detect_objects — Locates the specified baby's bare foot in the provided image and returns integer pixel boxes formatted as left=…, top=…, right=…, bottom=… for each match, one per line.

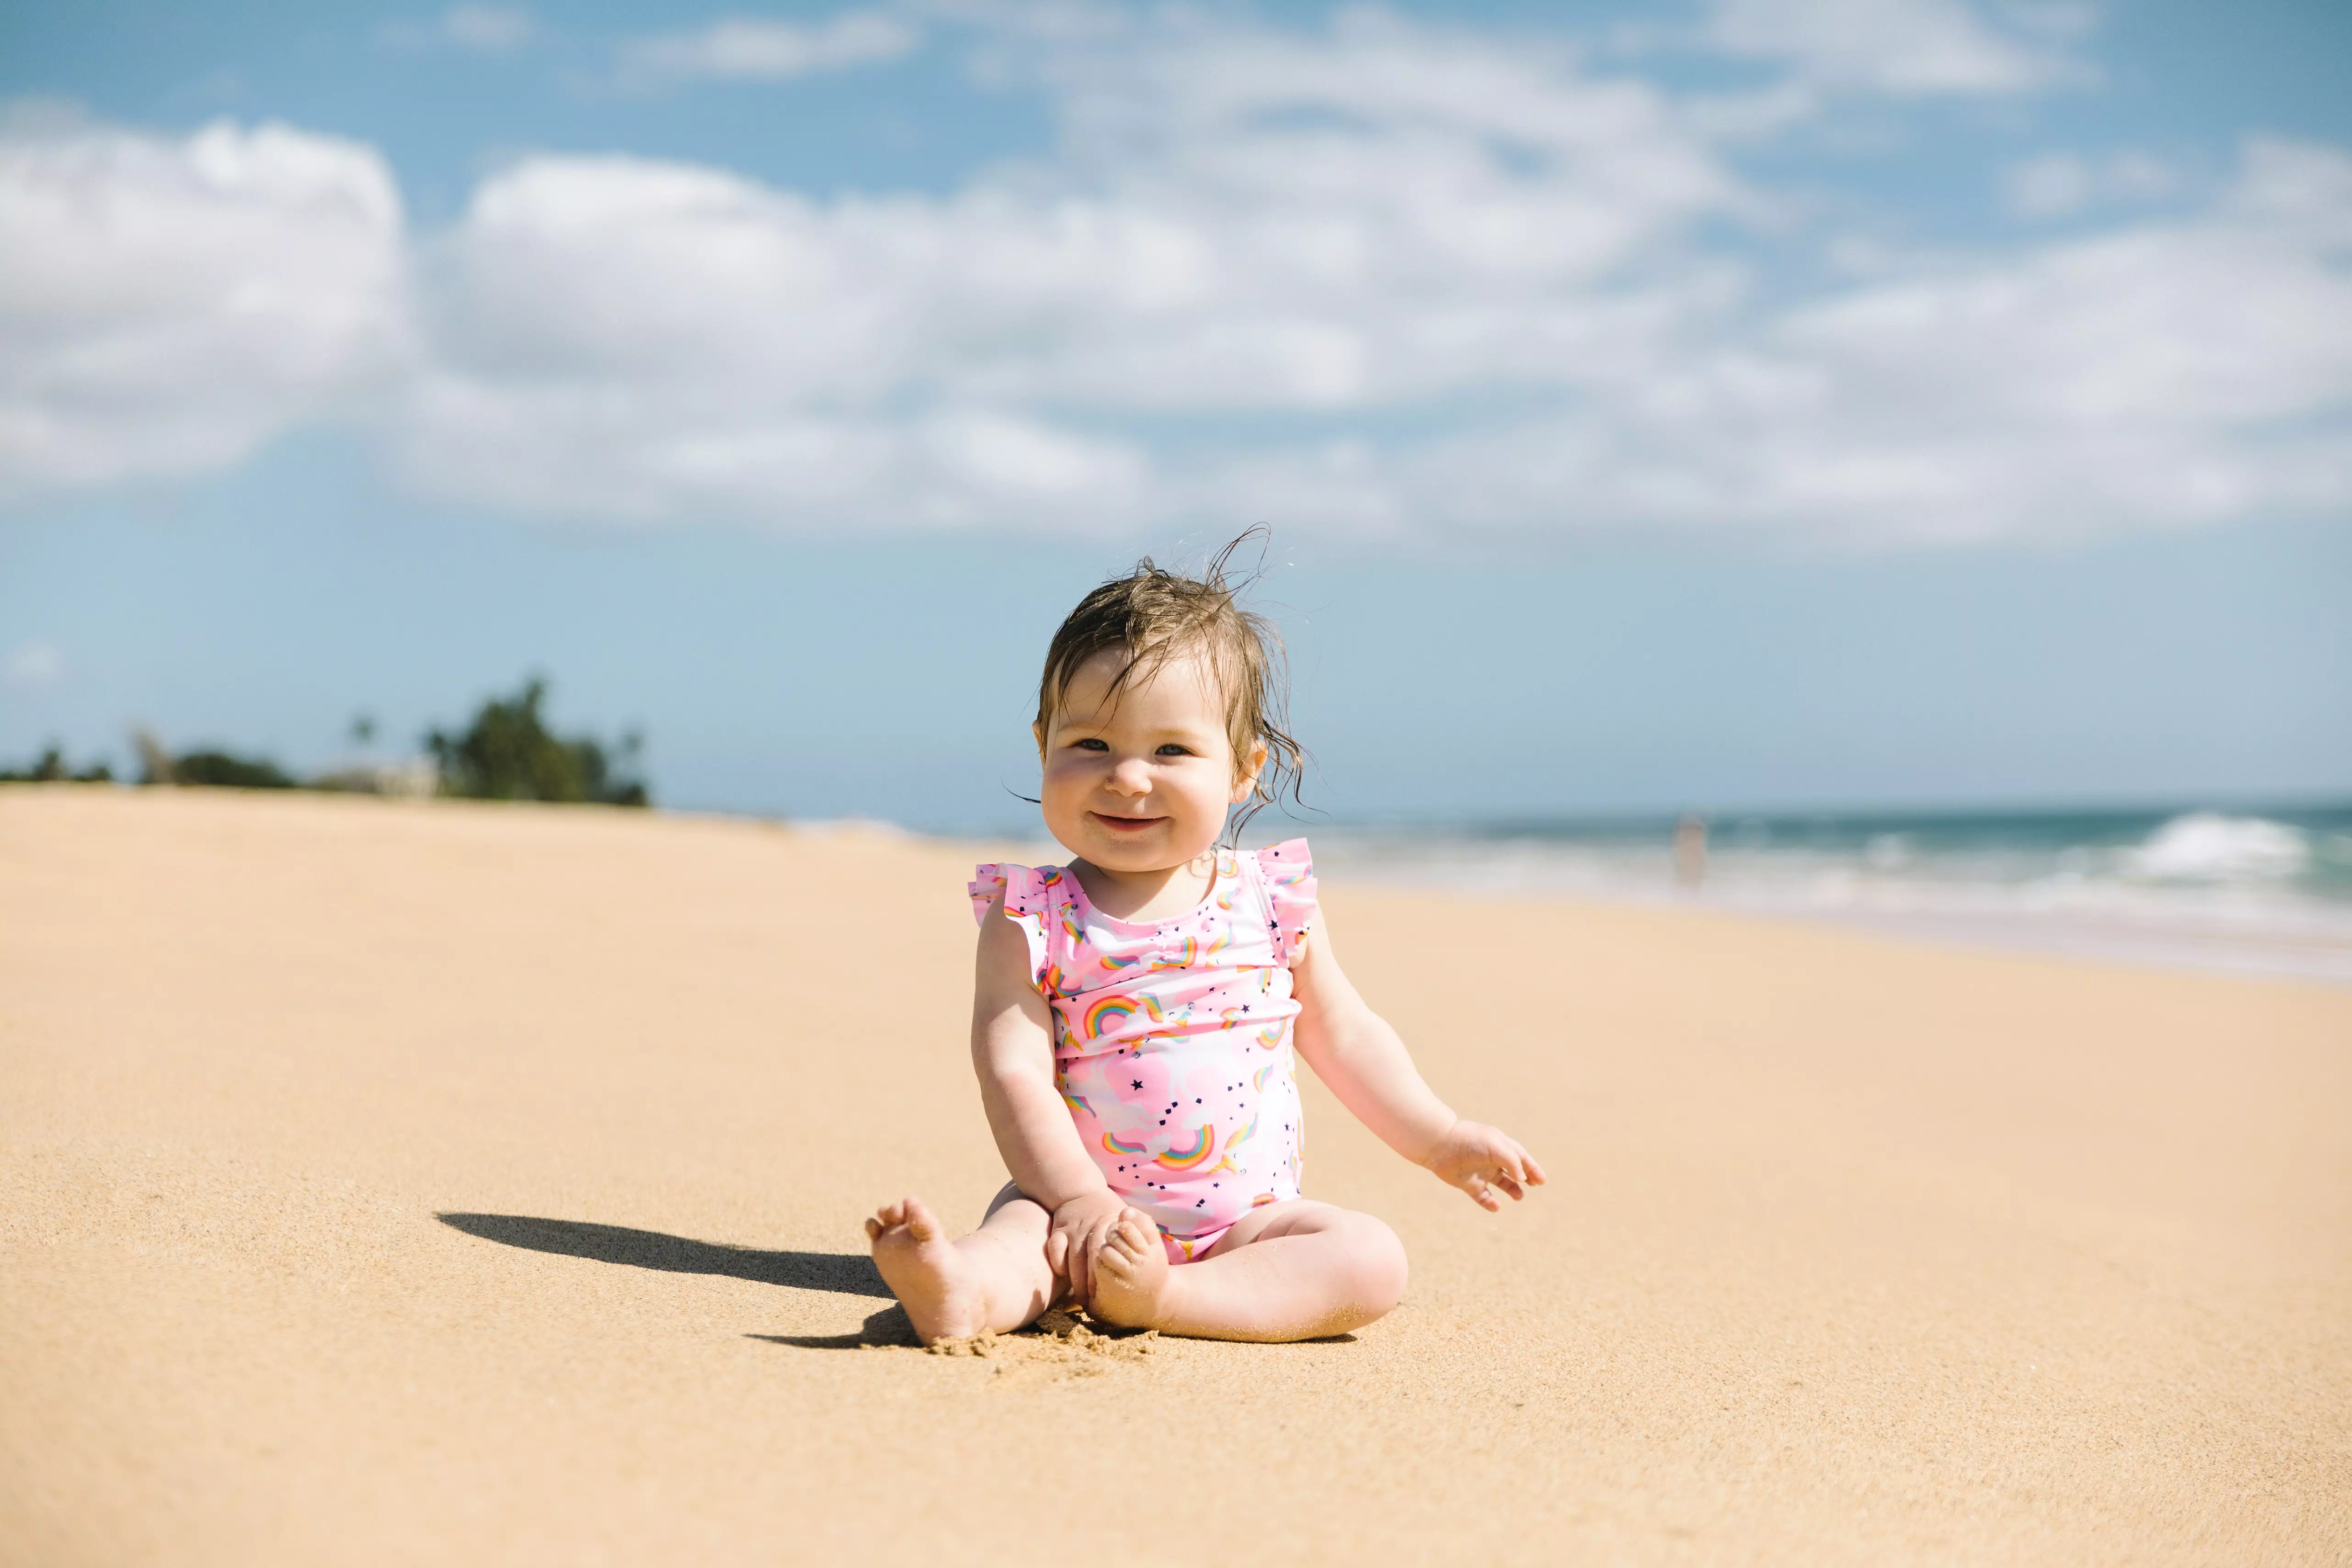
left=866, top=1197, right=989, bottom=1345
left=1089, top=1209, right=1175, bottom=1330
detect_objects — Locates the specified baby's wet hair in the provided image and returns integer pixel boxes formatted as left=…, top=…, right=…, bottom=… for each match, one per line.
left=1036, top=530, right=1305, bottom=837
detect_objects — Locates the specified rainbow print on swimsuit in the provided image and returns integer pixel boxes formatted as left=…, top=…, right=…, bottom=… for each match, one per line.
left=1210, top=1112, right=1258, bottom=1176
left=967, top=840, right=1318, bottom=1260
left=1150, top=931, right=1229, bottom=971
left=1155, top=1220, right=1196, bottom=1262
left=1153, top=1123, right=1218, bottom=1171
left=1082, top=992, right=1166, bottom=1040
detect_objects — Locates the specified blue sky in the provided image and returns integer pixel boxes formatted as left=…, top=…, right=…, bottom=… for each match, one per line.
left=2, top=0, right=2348, bottom=828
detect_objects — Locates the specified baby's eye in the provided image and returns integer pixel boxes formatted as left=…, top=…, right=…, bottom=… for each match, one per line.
left=1074, top=738, right=1110, bottom=751
left=1155, top=743, right=1192, bottom=756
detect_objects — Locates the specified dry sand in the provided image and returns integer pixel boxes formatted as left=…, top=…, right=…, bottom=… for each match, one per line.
left=3, top=786, right=2347, bottom=1565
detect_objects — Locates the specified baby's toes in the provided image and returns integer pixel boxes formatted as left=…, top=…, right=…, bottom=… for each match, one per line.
left=1095, top=1212, right=1145, bottom=1274
left=1090, top=1211, right=1171, bottom=1330
left=1116, top=1209, right=1161, bottom=1254
left=1097, top=1232, right=1140, bottom=1279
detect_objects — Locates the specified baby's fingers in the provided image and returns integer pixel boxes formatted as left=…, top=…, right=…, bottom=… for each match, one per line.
left=1044, top=1227, right=1070, bottom=1281
left=1494, top=1135, right=1547, bottom=1190
left=1489, top=1139, right=1528, bottom=1184
left=1077, top=1217, right=1118, bottom=1301
left=1069, top=1237, right=1098, bottom=1305
left=1463, top=1173, right=1502, bottom=1212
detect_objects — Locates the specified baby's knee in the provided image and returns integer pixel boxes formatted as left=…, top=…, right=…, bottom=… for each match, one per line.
left=1340, top=1213, right=1409, bottom=1313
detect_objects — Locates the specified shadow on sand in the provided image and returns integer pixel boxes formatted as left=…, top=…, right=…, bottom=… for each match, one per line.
left=438, top=1212, right=894, bottom=1300
left=746, top=1308, right=922, bottom=1350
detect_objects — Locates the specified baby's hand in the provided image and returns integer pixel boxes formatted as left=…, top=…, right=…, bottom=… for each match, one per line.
left=1045, top=1189, right=1131, bottom=1306
left=1422, top=1120, right=1547, bottom=1211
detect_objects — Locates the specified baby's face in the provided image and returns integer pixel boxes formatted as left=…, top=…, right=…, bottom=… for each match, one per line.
left=1036, top=648, right=1262, bottom=877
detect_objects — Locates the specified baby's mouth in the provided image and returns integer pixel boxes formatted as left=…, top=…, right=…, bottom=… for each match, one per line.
left=1089, top=811, right=1163, bottom=834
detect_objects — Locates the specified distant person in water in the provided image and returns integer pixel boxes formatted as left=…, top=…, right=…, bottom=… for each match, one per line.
left=1674, top=813, right=1708, bottom=890
left=865, top=538, right=1545, bottom=1344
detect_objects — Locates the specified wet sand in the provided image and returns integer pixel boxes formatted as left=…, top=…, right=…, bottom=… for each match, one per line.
left=3, top=786, right=2347, bottom=1565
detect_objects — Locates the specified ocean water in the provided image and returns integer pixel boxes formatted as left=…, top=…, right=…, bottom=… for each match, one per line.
left=1295, top=804, right=2352, bottom=985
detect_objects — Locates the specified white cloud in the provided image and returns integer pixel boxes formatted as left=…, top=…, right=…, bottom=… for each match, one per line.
left=3, top=641, right=64, bottom=689
left=1384, top=138, right=2352, bottom=542
left=443, top=6, right=534, bottom=52
left=378, top=6, right=535, bottom=53
left=1699, top=0, right=2079, bottom=94
left=2, top=12, right=2347, bottom=548
left=618, top=11, right=922, bottom=87
left=0, top=114, right=408, bottom=502
left=2005, top=149, right=2178, bottom=217
left=400, top=12, right=1745, bottom=525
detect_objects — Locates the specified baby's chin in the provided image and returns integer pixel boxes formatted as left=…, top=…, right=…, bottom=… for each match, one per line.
left=1049, top=813, right=1220, bottom=874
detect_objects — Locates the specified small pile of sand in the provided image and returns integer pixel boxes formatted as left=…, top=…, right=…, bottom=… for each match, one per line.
left=922, top=1308, right=1160, bottom=1376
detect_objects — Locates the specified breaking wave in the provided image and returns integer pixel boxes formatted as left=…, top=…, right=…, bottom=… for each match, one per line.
left=1292, top=805, right=2352, bottom=984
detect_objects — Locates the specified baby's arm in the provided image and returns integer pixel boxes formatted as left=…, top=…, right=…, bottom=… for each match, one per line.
left=971, top=890, right=1129, bottom=1300
left=1289, top=909, right=1546, bottom=1210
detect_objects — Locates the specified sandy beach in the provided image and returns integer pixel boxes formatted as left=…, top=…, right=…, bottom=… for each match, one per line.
left=3, top=786, right=2346, bottom=1565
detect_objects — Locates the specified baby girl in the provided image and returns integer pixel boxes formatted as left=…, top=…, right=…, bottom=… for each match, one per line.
left=867, top=546, right=1545, bottom=1343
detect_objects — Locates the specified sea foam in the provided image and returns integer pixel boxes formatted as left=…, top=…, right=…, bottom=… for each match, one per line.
left=2124, top=812, right=2309, bottom=882
left=1290, top=805, right=2352, bottom=984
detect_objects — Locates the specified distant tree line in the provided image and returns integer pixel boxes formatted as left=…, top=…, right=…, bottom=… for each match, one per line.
left=0, top=678, right=649, bottom=807
left=426, top=678, right=647, bottom=807
left=0, top=746, right=115, bottom=784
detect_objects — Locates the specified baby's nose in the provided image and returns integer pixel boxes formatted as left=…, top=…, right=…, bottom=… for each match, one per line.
left=1108, top=757, right=1153, bottom=793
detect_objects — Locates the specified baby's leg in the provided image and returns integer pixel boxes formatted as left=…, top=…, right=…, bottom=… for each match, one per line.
left=866, top=1184, right=1055, bottom=1345
left=1090, top=1201, right=1407, bottom=1342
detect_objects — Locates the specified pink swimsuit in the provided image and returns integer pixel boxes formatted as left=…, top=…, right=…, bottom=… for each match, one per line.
left=970, top=840, right=1318, bottom=1262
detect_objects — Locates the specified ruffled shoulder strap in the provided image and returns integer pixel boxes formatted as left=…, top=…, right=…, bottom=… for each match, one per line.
left=969, top=862, right=1062, bottom=990
left=1251, top=838, right=1318, bottom=966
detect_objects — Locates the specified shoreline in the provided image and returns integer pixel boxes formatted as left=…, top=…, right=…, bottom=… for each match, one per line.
left=10, top=783, right=2348, bottom=984
left=1321, top=869, right=2352, bottom=987
left=854, top=815, right=2352, bottom=987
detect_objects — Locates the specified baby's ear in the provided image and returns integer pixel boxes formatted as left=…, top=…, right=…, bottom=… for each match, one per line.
left=1032, top=719, right=1047, bottom=760
left=1230, top=738, right=1268, bottom=803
